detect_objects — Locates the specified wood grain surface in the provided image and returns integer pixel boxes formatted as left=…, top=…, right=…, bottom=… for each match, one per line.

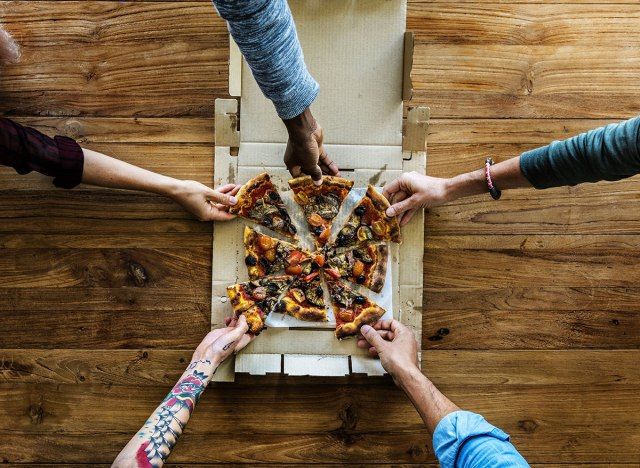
left=0, top=0, right=639, bottom=465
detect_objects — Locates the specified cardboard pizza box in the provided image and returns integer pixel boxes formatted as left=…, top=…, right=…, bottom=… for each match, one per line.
left=212, top=0, right=428, bottom=381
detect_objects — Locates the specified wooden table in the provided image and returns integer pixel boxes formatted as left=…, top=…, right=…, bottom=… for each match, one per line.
left=1, top=1, right=639, bottom=465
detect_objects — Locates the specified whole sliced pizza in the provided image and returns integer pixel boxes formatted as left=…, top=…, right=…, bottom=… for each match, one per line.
left=326, top=278, right=386, bottom=339
left=227, top=275, right=294, bottom=334
left=323, top=243, right=388, bottom=293
left=335, top=185, right=401, bottom=248
left=229, top=172, right=297, bottom=238
left=243, top=226, right=312, bottom=279
left=280, top=270, right=328, bottom=322
left=289, top=175, right=354, bottom=247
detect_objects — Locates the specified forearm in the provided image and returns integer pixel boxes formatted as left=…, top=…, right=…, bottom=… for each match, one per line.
left=213, top=0, right=318, bottom=119
left=396, top=367, right=459, bottom=435
left=112, top=359, right=218, bottom=467
left=81, top=148, right=181, bottom=197
left=443, top=155, right=531, bottom=202
left=521, top=116, right=640, bottom=189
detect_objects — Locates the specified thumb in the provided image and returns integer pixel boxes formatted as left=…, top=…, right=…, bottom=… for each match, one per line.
left=386, top=195, right=417, bottom=218
left=360, top=324, right=386, bottom=350
left=303, top=163, right=323, bottom=185
left=207, top=188, right=237, bottom=206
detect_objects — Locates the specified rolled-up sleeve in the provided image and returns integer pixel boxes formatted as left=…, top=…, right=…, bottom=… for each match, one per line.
left=212, top=0, right=319, bottom=119
left=0, top=117, right=84, bottom=189
left=433, top=411, right=530, bottom=468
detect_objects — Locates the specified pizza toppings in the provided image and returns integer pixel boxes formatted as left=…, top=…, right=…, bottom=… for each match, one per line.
left=230, top=172, right=297, bottom=238
left=336, top=185, right=401, bottom=248
left=244, top=226, right=312, bottom=279
left=289, top=175, right=354, bottom=247
left=226, top=275, right=294, bottom=334
left=323, top=243, right=388, bottom=293
left=229, top=175, right=400, bottom=338
left=326, top=279, right=386, bottom=339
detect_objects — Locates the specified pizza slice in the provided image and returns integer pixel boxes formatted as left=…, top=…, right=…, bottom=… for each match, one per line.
left=280, top=270, right=328, bottom=321
left=243, top=226, right=312, bottom=279
left=289, top=175, right=354, bottom=247
left=229, top=172, right=297, bottom=238
left=326, top=279, right=386, bottom=339
left=335, top=185, right=401, bottom=248
left=323, top=242, right=388, bottom=293
left=226, top=275, right=293, bottom=334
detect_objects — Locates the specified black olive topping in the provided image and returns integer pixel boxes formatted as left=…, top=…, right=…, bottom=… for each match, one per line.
left=245, top=255, right=257, bottom=266
left=313, top=226, right=324, bottom=235
left=315, top=286, right=324, bottom=296
left=288, top=224, right=297, bottom=234
left=276, top=300, right=286, bottom=312
left=259, top=257, right=270, bottom=268
left=354, top=205, right=366, bottom=216
left=356, top=275, right=366, bottom=284
left=354, top=295, right=366, bottom=305
left=268, top=191, right=279, bottom=201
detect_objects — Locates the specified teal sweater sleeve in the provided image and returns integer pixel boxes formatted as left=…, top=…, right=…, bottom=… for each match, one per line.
left=520, top=116, right=640, bottom=189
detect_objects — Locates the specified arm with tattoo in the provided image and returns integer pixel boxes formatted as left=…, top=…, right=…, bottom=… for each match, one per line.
left=112, top=316, right=253, bottom=467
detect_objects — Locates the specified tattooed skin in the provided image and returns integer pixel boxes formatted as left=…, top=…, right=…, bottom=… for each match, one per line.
left=134, top=360, right=211, bottom=467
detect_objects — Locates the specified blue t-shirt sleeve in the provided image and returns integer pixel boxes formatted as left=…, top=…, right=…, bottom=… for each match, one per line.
left=212, top=0, right=319, bottom=119
left=433, top=411, right=530, bottom=468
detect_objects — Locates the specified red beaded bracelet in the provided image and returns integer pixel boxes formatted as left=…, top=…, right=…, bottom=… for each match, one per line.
left=485, top=158, right=502, bottom=200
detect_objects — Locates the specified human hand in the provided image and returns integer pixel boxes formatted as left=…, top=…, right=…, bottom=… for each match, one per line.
left=382, top=172, right=451, bottom=226
left=191, top=315, right=255, bottom=365
left=357, top=319, right=420, bottom=384
left=170, top=181, right=240, bottom=222
left=0, top=25, right=20, bottom=65
left=283, top=107, right=339, bottom=184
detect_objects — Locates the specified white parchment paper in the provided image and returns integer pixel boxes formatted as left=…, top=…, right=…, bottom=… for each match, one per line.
left=265, top=187, right=394, bottom=329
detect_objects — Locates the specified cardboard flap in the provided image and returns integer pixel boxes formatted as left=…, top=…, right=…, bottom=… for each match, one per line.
left=240, top=0, right=406, bottom=147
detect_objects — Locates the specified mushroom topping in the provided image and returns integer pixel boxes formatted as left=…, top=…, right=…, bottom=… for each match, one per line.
left=306, top=285, right=325, bottom=307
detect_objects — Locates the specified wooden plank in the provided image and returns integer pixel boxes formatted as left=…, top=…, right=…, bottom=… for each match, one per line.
left=0, top=43, right=227, bottom=117
left=409, top=3, right=640, bottom=46
left=0, top=383, right=639, bottom=463
left=411, top=45, right=640, bottom=118
left=1, top=2, right=227, bottom=45
left=2, top=350, right=637, bottom=387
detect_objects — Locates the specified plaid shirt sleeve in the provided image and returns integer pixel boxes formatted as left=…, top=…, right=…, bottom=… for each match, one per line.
left=0, top=117, right=84, bottom=188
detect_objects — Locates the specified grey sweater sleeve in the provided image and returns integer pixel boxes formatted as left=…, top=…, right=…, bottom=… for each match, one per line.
left=520, top=116, right=640, bottom=189
left=212, top=0, right=319, bottom=119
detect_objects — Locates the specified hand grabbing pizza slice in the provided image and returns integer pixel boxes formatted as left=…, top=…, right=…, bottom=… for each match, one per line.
left=323, top=243, right=388, bottom=293
left=226, top=275, right=293, bottom=334
left=335, top=185, right=401, bottom=248
left=229, top=172, right=297, bottom=238
left=244, top=226, right=312, bottom=279
left=326, top=279, right=386, bottom=339
left=289, top=175, right=353, bottom=247
left=280, top=270, right=328, bottom=322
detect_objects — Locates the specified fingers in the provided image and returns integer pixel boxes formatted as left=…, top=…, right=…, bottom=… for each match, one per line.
left=216, top=183, right=238, bottom=194
left=302, top=162, right=323, bottom=185
left=319, top=152, right=339, bottom=176
left=289, top=165, right=303, bottom=178
left=382, top=177, right=402, bottom=199
left=360, top=324, right=387, bottom=350
left=234, top=333, right=255, bottom=353
left=386, top=194, right=418, bottom=218
left=207, top=188, right=238, bottom=206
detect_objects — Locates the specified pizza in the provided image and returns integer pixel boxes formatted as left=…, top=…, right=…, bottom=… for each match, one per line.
left=326, top=279, right=386, bottom=339
left=226, top=275, right=293, bottom=334
left=289, top=175, right=354, bottom=247
left=335, top=185, right=401, bottom=248
left=229, top=172, right=297, bottom=238
left=279, top=270, right=328, bottom=321
left=244, top=226, right=312, bottom=279
left=323, top=243, right=388, bottom=293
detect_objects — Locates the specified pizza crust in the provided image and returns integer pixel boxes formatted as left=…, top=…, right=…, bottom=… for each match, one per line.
left=365, top=186, right=402, bottom=244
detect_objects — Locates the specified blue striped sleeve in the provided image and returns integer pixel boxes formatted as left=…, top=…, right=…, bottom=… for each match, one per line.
left=433, top=411, right=530, bottom=468
left=212, top=0, right=319, bottom=119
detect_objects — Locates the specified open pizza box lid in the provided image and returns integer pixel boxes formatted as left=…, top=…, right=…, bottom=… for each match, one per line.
left=212, top=0, right=427, bottom=382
